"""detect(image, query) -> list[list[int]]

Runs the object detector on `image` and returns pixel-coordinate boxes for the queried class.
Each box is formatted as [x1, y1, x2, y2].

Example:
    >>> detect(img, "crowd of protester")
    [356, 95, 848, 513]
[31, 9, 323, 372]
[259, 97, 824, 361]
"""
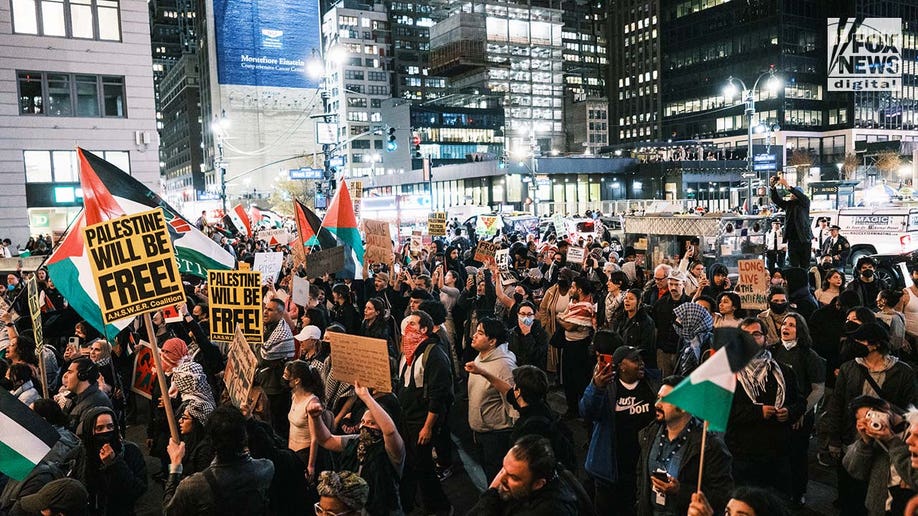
[1, 179, 918, 516]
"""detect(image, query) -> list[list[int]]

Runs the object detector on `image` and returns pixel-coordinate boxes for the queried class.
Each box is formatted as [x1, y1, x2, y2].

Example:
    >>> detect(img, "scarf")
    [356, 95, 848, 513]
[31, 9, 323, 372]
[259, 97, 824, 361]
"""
[356, 426, 384, 463]
[737, 349, 786, 408]
[781, 340, 797, 351]
[401, 326, 427, 365]
[674, 302, 713, 343]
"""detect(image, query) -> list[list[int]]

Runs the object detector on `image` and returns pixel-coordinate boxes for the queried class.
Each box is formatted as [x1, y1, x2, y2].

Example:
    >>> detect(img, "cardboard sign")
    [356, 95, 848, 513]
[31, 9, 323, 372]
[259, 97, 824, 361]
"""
[364, 219, 393, 264]
[304, 246, 346, 277]
[326, 331, 392, 393]
[26, 276, 43, 352]
[736, 259, 769, 310]
[566, 246, 585, 264]
[292, 276, 310, 307]
[83, 208, 186, 323]
[130, 341, 155, 400]
[410, 231, 422, 253]
[474, 241, 498, 264]
[257, 228, 290, 246]
[224, 326, 258, 409]
[428, 212, 447, 236]
[349, 181, 363, 218]
[208, 269, 263, 344]
[364, 219, 391, 242]
[253, 251, 284, 285]
[365, 245, 393, 265]
[495, 249, 510, 271]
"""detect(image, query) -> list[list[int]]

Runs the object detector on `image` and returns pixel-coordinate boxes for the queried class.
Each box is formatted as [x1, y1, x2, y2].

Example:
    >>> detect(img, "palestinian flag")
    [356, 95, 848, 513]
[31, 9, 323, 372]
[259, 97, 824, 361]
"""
[46, 148, 235, 336]
[227, 204, 252, 237]
[294, 199, 336, 249]
[0, 389, 60, 481]
[321, 180, 365, 279]
[662, 331, 760, 432]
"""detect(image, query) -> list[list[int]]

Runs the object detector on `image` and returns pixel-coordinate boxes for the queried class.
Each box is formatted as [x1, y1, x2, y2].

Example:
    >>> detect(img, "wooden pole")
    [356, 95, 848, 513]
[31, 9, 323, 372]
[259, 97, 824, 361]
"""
[144, 312, 180, 443]
[696, 420, 709, 493]
[38, 357, 48, 398]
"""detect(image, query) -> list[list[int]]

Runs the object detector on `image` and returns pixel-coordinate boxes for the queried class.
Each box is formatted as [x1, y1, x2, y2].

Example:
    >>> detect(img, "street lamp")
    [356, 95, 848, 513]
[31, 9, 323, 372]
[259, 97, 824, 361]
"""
[211, 114, 231, 214]
[723, 66, 782, 213]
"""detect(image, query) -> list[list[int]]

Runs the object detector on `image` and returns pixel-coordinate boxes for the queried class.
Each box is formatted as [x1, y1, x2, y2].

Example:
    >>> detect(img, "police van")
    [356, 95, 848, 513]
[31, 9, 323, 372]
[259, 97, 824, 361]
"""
[829, 207, 918, 269]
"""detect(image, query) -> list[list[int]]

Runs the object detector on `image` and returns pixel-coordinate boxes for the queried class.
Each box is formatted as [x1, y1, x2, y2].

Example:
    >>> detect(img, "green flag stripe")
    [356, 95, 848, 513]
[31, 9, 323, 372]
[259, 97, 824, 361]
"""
[0, 439, 41, 482]
[663, 379, 734, 432]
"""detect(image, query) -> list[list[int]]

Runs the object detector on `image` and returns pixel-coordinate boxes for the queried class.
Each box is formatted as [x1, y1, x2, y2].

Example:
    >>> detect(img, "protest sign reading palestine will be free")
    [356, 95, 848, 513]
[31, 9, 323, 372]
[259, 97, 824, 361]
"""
[208, 269, 263, 344]
[83, 208, 186, 323]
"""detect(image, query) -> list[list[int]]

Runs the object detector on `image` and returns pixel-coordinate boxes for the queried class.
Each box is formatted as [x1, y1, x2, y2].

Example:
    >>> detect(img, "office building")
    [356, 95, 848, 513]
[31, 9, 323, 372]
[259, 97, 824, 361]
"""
[608, 0, 661, 144]
[0, 0, 159, 242]
[386, 0, 449, 101]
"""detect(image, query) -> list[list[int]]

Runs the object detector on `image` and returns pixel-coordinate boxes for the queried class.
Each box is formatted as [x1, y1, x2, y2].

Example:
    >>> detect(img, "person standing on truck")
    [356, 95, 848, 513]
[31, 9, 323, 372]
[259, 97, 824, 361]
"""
[765, 220, 787, 276]
[822, 224, 851, 270]
[770, 174, 813, 268]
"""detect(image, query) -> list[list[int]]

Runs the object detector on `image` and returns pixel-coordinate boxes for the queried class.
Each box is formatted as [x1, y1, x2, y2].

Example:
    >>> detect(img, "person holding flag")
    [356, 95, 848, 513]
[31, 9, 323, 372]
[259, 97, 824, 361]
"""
[635, 375, 734, 515]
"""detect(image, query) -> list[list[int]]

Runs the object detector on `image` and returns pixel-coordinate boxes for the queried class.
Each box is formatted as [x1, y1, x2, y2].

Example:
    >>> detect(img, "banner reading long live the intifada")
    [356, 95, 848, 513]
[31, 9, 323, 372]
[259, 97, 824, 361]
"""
[83, 208, 186, 323]
[208, 269, 262, 344]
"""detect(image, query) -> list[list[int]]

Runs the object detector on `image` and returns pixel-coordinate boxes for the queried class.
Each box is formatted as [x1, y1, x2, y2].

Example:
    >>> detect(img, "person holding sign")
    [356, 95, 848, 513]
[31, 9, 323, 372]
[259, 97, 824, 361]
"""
[257, 298, 296, 437]
[308, 381, 406, 516]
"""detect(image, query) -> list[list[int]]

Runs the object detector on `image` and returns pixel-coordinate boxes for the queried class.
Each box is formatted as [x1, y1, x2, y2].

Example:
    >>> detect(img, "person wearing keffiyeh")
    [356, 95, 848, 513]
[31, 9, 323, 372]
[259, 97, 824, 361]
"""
[672, 302, 713, 376]
[726, 318, 806, 499]
[256, 298, 296, 437]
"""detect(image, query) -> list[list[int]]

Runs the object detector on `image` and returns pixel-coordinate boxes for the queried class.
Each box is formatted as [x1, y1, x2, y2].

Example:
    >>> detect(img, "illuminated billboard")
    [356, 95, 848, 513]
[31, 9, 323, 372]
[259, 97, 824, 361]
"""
[213, 0, 322, 88]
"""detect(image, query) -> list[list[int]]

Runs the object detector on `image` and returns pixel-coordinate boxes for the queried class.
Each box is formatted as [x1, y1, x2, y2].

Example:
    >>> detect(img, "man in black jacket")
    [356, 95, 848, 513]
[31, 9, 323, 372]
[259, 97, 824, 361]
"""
[59, 357, 113, 433]
[727, 318, 805, 499]
[845, 256, 888, 311]
[770, 174, 813, 268]
[397, 310, 454, 515]
[470, 435, 580, 515]
[652, 272, 690, 377]
[636, 376, 734, 516]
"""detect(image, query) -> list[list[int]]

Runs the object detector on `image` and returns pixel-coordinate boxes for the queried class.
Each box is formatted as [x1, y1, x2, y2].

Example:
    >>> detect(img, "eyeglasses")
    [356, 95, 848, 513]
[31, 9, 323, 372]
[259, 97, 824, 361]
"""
[744, 331, 765, 338]
[314, 502, 354, 516]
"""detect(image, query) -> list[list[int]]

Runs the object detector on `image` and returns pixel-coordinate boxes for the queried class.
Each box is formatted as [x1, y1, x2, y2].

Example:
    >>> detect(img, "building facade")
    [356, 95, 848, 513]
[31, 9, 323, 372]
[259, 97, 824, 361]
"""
[0, 0, 159, 242]
[159, 55, 204, 208]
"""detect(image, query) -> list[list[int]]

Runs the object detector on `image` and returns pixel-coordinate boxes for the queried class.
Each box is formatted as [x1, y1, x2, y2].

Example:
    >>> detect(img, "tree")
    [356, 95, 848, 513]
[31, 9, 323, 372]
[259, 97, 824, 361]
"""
[788, 149, 814, 186]
[874, 150, 902, 182]
[842, 153, 859, 181]
[269, 180, 316, 217]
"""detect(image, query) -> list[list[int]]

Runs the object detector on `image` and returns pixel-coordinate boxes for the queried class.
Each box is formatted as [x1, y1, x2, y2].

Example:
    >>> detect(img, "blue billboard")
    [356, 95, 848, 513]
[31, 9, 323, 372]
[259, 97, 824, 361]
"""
[213, 0, 322, 88]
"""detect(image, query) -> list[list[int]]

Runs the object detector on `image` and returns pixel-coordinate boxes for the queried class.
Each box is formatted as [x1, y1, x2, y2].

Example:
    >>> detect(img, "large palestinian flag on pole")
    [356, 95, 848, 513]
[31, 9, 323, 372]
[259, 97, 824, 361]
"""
[321, 181, 365, 279]
[294, 199, 336, 249]
[0, 389, 60, 481]
[46, 148, 235, 336]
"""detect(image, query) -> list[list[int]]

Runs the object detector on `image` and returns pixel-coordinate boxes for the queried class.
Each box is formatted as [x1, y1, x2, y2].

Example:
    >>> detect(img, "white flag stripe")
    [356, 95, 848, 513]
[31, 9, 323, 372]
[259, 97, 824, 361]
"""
[0, 411, 52, 465]
[688, 347, 736, 392]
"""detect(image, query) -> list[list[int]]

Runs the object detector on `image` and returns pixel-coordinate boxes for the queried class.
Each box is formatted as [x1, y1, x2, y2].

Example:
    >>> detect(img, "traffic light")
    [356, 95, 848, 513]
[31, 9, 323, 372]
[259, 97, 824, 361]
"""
[386, 127, 397, 152]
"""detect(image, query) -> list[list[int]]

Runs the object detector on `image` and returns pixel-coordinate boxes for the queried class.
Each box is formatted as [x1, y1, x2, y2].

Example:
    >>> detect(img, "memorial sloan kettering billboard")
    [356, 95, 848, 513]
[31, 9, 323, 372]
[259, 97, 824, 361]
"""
[213, 0, 322, 89]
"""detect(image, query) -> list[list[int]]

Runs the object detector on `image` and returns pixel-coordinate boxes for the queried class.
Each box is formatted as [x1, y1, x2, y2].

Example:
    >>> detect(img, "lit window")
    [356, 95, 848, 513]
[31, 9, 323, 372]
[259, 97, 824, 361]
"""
[11, 0, 120, 40]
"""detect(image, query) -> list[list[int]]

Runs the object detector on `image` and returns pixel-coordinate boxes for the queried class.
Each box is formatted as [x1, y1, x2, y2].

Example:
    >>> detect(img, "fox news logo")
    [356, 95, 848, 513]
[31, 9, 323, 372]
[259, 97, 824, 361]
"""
[828, 18, 901, 92]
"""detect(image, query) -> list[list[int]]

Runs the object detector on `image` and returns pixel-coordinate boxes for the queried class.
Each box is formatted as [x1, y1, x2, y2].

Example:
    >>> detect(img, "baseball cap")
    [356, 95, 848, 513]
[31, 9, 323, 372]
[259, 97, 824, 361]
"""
[612, 345, 642, 365]
[295, 325, 322, 341]
[20, 478, 88, 514]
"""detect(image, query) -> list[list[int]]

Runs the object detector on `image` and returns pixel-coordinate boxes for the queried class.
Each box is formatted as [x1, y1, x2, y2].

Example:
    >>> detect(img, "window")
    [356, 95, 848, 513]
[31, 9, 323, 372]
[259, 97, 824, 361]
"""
[18, 71, 126, 117]
[24, 149, 130, 183]
[11, 0, 120, 40]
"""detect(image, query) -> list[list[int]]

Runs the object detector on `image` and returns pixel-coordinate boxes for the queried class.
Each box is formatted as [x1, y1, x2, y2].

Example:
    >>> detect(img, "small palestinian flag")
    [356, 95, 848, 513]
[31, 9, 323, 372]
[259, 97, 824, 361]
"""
[0, 389, 60, 481]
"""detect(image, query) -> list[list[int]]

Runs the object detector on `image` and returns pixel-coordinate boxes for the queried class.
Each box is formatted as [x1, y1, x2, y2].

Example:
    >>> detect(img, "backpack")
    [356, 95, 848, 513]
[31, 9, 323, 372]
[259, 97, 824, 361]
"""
[529, 415, 578, 473]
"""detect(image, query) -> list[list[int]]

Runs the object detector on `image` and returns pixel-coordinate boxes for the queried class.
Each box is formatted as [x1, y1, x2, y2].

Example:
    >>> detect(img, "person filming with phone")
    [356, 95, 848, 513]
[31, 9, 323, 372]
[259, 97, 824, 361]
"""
[580, 337, 658, 515]
[769, 173, 813, 268]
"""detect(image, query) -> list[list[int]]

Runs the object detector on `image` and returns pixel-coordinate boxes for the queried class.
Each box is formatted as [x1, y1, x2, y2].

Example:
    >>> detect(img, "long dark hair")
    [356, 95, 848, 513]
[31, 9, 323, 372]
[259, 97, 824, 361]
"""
[782, 312, 813, 349]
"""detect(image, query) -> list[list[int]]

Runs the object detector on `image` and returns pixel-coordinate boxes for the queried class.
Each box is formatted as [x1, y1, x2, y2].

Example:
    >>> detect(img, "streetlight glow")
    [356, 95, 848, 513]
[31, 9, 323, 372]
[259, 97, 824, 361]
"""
[723, 81, 739, 100]
[767, 75, 782, 94]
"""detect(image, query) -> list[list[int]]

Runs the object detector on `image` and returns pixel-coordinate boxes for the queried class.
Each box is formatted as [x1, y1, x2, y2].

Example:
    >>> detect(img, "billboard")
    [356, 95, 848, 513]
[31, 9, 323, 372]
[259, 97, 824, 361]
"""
[828, 18, 902, 92]
[213, 0, 322, 88]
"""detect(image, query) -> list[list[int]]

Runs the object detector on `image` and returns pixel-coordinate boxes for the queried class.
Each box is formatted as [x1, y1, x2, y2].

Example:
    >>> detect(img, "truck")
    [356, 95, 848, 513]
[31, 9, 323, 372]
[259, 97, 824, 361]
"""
[810, 206, 918, 270]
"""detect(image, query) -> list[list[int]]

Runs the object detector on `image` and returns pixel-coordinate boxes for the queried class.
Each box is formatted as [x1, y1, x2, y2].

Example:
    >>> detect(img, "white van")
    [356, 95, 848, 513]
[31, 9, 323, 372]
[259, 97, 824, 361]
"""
[833, 206, 918, 268]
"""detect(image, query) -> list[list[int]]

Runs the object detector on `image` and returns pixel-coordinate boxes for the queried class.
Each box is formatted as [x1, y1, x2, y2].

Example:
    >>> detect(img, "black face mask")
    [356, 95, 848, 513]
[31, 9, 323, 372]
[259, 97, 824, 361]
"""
[861, 269, 875, 279]
[93, 430, 122, 458]
[850, 343, 871, 358]
[844, 321, 861, 334]
[513, 293, 524, 303]
[769, 302, 788, 314]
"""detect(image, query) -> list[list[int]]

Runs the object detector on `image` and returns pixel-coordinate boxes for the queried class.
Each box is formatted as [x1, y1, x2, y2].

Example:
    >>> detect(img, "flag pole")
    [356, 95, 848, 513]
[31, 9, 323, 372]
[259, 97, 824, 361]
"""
[144, 312, 180, 443]
[696, 419, 709, 493]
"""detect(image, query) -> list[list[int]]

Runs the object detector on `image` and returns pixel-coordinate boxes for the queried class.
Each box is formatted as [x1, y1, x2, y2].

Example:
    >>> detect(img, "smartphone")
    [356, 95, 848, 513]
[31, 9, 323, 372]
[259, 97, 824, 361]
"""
[652, 470, 669, 482]
[68, 336, 79, 353]
[598, 353, 613, 366]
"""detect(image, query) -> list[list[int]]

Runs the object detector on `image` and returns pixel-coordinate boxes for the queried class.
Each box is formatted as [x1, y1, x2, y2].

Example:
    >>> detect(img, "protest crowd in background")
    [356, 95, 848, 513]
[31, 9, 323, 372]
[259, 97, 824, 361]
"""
[2, 151, 918, 516]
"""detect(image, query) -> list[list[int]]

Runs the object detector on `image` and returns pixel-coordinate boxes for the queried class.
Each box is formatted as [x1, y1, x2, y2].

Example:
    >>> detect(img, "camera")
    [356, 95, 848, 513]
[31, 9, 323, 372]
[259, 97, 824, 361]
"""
[865, 410, 889, 431]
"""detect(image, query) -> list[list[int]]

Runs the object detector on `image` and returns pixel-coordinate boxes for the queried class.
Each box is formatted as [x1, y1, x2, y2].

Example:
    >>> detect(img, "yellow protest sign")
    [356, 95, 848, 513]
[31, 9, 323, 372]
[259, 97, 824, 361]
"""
[207, 269, 263, 344]
[428, 211, 447, 236]
[27, 275, 44, 352]
[83, 208, 185, 323]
